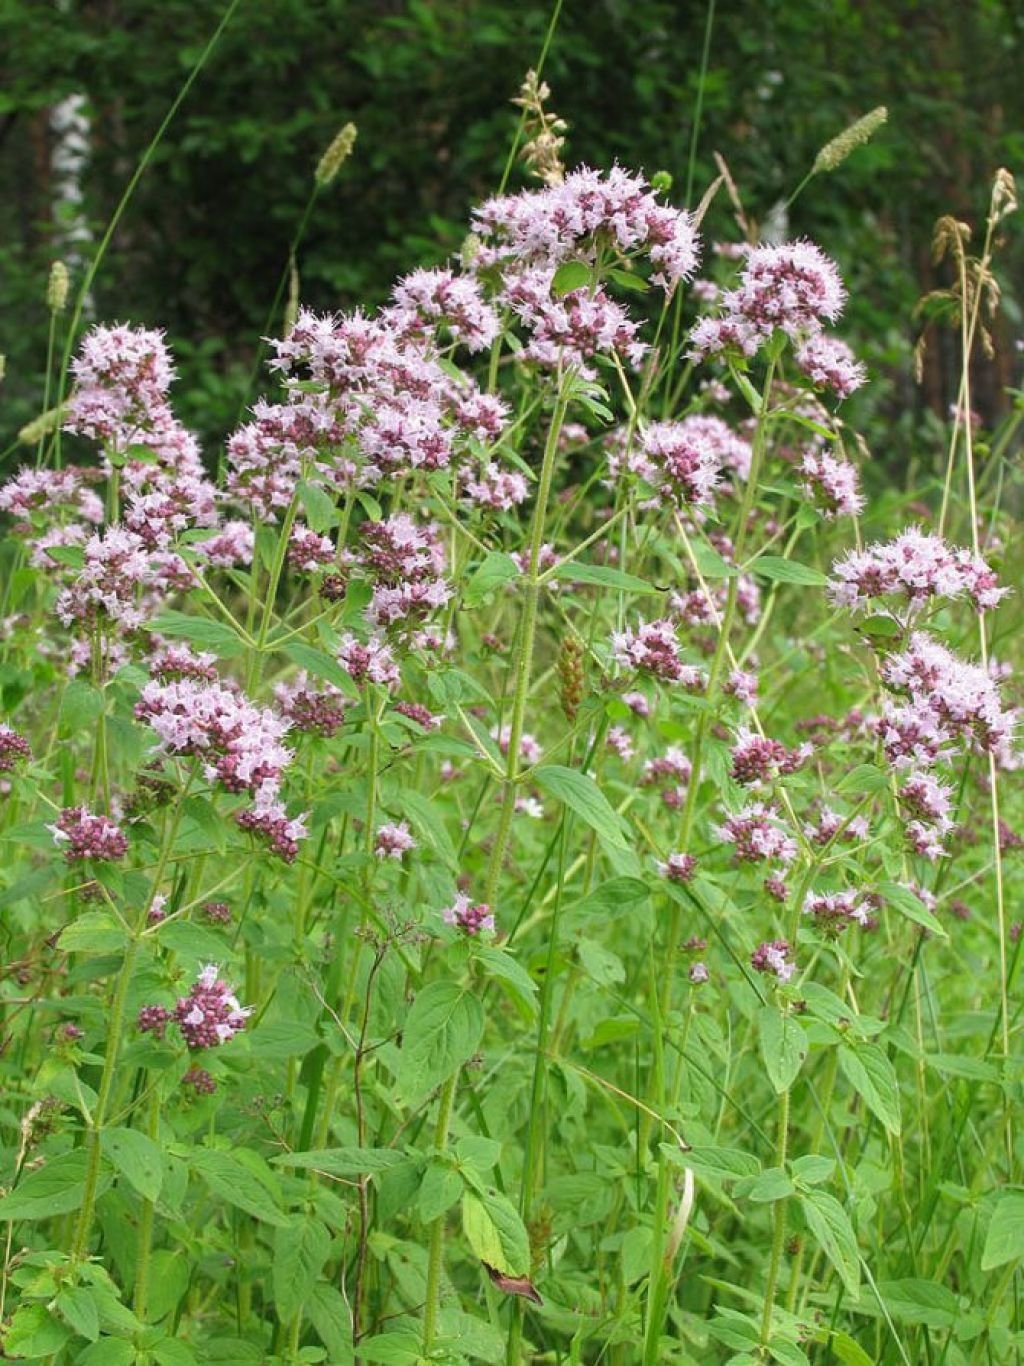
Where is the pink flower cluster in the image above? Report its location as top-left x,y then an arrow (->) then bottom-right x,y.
470,165 -> 700,288
443,893 -> 495,936
54,526 -> 153,631
642,747 -> 692,807
799,450 -> 864,519
657,851 -> 697,883
235,791 -> 309,863
138,963 -> 251,1050
751,939 -> 797,983
461,463 -> 529,511
689,241 -> 863,398
0,726 -> 31,772
135,679 -> 292,794
500,266 -> 645,376
65,324 -> 175,445
49,806 -> 128,862
880,633 -> 1015,759
634,421 -> 724,507
358,514 -> 451,633
375,820 -> 416,861
274,673 -> 347,738
386,268 -> 500,353
716,803 -> 798,865
337,633 -> 401,690
829,529 -> 1008,616
611,619 -> 704,688
803,889 -> 870,935
730,728 -> 810,785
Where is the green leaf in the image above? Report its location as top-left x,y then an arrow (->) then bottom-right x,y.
77,1342 -> 134,1366
60,679 -> 104,732
2,1304 -> 73,1358
297,478 -> 339,533
273,1147 -> 408,1177
149,611 -> 246,660
45,543 -> 86,568
800,1189 -> 860,1300
282,639 -> 358,695
398,788 -> 459,871
745,1167 -> 795,1203
759,1006 -> 808,1094
190,1148 -> 290,1227
816,1330 -> 874,1366
245,1018 -> 320,1061
0,1149 -> 110,1220
273,1216 -> 332,1322
395,981 -> 484,1101
874,1279 -> 957,1328
418,1161 -> 464,1222
54,1286 -> 100,1342
878,881 -> 947,938
564,876 -> 649,925
472,943 -> 537,1016
462,551 -> 519,608
981,1192 -> 1024,1270
577,938 -> 625,985
146,1250 -> 191,1324
838,1043 -> 901,1135
102,1126 -> 163,1201
58,912 -> 128,957
461,1187 -> 530,1276
534,765 -> 629,850
554,561 -> 654,594
607,266 -> 650,293
791,1155 -> 835,1187
551,260 -> 593,295
750,555 -> 827,586
672,1145 -> 761,1182
356,1331 -> 422,1364
306,1282 -> 353,1361
687,538 -> 737,579
836,764 -> 889,795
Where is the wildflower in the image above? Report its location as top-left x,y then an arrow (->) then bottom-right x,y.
793,335 -> 866,397
657,852 -> 697,884
443,893 -> 495,936
606,726 -> 634,761
622,690 -> 651,717
138,1005 -> 171,1039
65,323 -> 175,445
803,889 -> 870,934
729,727 -> 810,785
829,529 -> 1007,615
54,525 -> 152,631
194,520 -> 255,569
689,962 -> 709,984
135,679 -> 293,796
148,894 -> 168,924
462,463 -> 529,511
203,901 -> 232,924
637,421 -> 724,507
150,643 -> 219,683
182,1065 -> 217,1095
393,700 -> 442,731
724,669 -> 759,705
289,524 -> 335,572
751,939 -> 797,983
500,266 -> 645,375
337,633 -> 400,690
803,805 -> 870,846
764,873 -> 789,902
611,618 -> 703,688
236,793 -> 309,863
169,964 -> 252,1050
690,240 -> 847,362
717,803 -> 798,864
469,165 -> 700,289
642,747 -> 692,808
375,820 -> 416,861
387,268 -> 500,353
880,633 -> 1015,757
0,725 -> 31,771
799,450 -> 864,518
275,673 -> 347,738
49,807 -> 128,862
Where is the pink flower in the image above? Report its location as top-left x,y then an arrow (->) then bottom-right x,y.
717,803 -> 797,865
387,268 -> 500,353
729,727 -> 810,785
0,726 -> 31,772
794,335 -> 866,397
49,807 -> 128,862
336,633 -> 400,690
751,939 -> 797,983
375,820 -> 417,861
611,619 -> 704,688
637,421 -> 724,507
235,791 -> 309,862
172,963 -> 251,1050
830,529 -> 1007,615
657,852 -> 697,883
800,450 -> 864,518
443,893 -> 495,936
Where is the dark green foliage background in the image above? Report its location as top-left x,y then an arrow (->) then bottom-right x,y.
2,0 -> 1022,444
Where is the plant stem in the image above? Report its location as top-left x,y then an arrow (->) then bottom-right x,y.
422,1074 -> 458,1353
484,378 -> 570,905
759,1083 -> 791,1348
